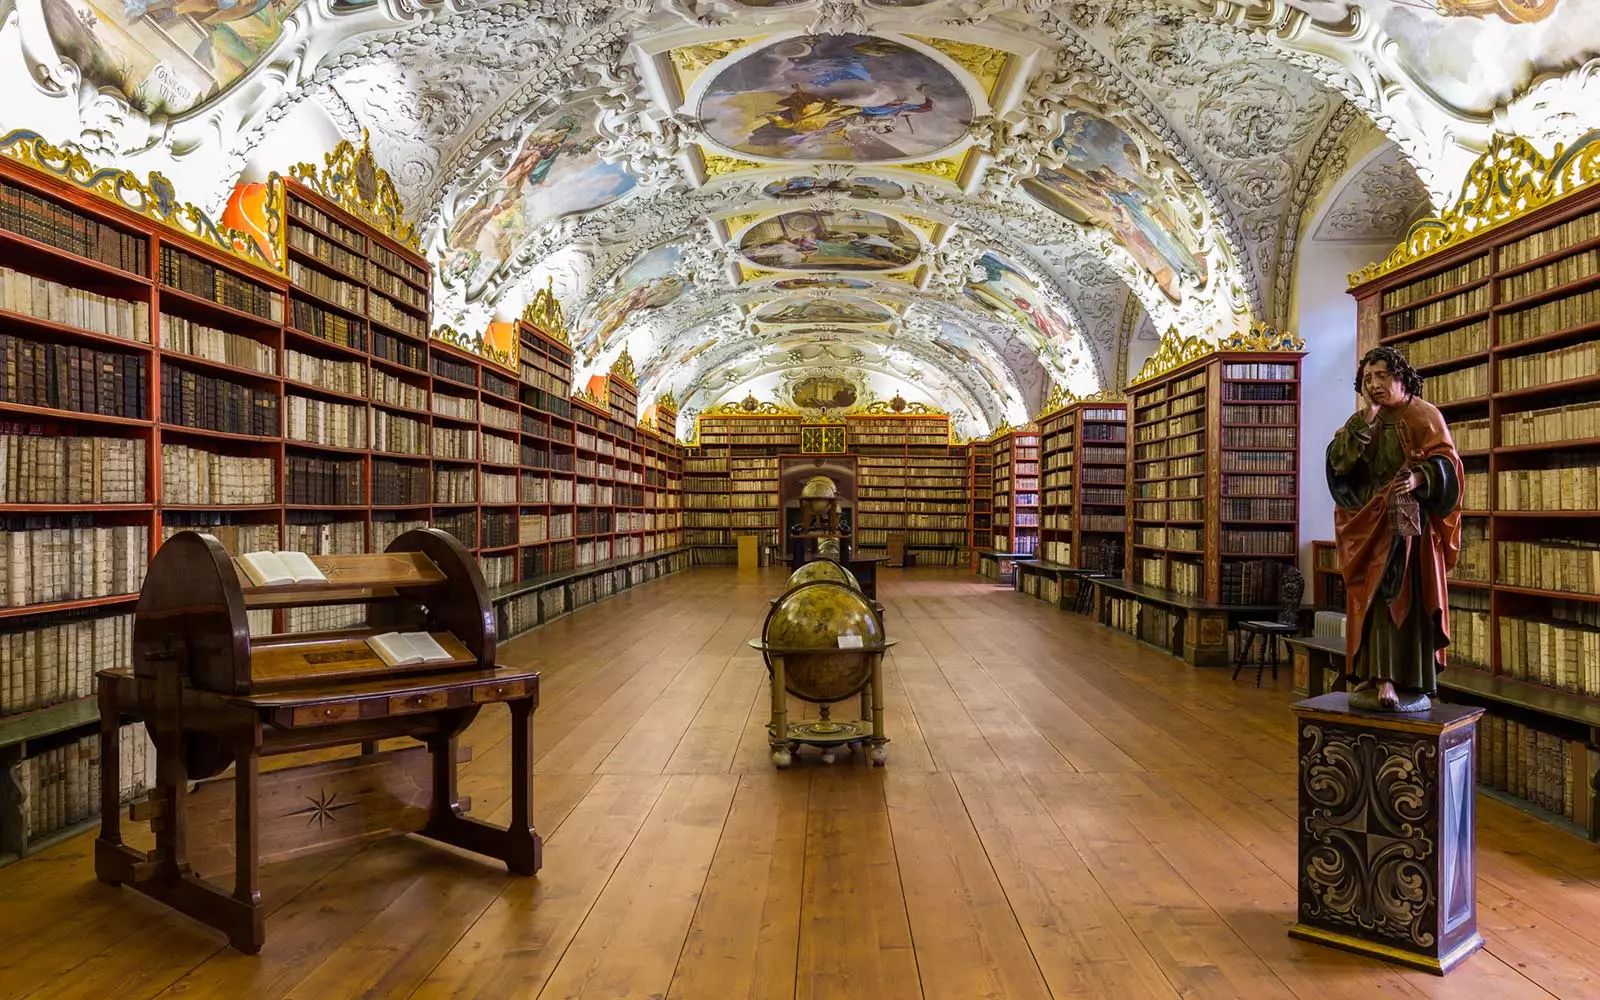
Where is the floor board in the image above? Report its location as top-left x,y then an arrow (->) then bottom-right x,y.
3,567 -> 1596,999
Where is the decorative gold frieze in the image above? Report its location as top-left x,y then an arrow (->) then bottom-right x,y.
897,155 -> 965,182
705,394 -> 795,416
1127,327 -> 1213,386
1219,321 -> 1305,353
856,396 -> 942,416
1037,382 -> 1079,419
1349,128 -> 1600,288
610,347 -> 638,385
290,130 -> 418,249
701,151 -> 769,180
522,278 -> 572,346
0,128 -> 277,273
656,389 -> 679,413
670,37 -> 761,80
1082,388 -> 1128,403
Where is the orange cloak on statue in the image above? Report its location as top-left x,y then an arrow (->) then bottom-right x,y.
1333,397 -> 1464,670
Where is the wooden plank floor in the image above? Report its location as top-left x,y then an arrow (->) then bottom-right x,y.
5,567 -> 1600,1000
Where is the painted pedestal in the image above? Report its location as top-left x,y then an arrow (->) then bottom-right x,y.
1289,693 -> 1484,974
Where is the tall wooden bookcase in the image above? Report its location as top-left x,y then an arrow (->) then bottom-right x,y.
0,138 -> 686,864
989,428 -> 1040,558
1037,397 -> 1128,571
845,413 -> 965,567
1126,349 -> 1302,605
1349,136 -> 1600,838
968,440 -> 994,570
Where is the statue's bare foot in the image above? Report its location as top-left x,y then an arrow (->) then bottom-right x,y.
1377,680 -> 1398,708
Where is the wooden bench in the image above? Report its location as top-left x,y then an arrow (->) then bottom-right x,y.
1095,579 -> 1277,667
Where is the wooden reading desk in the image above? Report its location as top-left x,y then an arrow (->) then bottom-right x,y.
1095,579 -> 1277,666
95,528 -> 541,953
1015,560 -> 1112,614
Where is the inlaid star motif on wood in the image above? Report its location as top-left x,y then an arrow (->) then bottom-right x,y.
288,788 -> 359,829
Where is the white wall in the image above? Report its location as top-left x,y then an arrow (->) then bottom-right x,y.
1293,240 -> 1394,579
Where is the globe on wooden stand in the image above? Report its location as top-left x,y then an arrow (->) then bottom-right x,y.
748,578 -> 894,768
787,559 -> 859,591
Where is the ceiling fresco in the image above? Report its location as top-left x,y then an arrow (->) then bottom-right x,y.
3,0 -> 1598,438
696,34 -> 974,162
736,208 -> 923,271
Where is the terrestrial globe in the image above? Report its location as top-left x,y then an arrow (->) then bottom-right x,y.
787,558 -> 859,591
800,475 -> 838,518
761,580 -> 883,703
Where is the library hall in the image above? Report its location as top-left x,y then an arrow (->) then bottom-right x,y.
6,1 -> 1600,998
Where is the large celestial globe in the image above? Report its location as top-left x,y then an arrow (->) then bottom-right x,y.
787,558 -> 859,591
762,580 -> 883,702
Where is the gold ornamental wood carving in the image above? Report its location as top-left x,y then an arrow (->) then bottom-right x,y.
1349,128 -> 1600,288
522,278 -> 572,346
0,127 -> 277,273
706,394 -> 796,416
1220,321 -> 1305,353
1127,327 -> 1212,385
610,348 -> 638,385
290,130 -> 419,250
656,389 -> 678,413
1037,383 -> 1079,419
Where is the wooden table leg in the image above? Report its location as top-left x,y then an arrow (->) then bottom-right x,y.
769,656 -> 792,768
233,726 -> 262,911
417,706 -> 542,876
505,697 -> 541,875
94,684 -> 125,886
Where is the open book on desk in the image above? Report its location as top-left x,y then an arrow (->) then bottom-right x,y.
366,631 -> 456,667
238,550 -> 327,586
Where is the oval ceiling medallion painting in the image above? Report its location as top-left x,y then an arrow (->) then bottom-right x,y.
698,34 -> 974,161
754,296 -> 896,325
763,176 -> 906,200
1020,112 -> 1207,303
771,276 -> 875,291
739,209 -> 921,271
791,374 -> 860,411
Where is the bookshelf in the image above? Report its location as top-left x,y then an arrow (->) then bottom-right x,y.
1036,396 -> 1128,573
990,428 -> 1040,555
845,413 -> 966,567
1085,331 -> 1303,665
968,440 -> 993,571
1311,540 -> 1344,610
1349,140 -> 1600,836
0,145 -> 685,864
686,411 -> 799,566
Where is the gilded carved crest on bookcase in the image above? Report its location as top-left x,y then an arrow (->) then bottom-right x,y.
706,395 -> 795,416
522,279 -> 572,346
0,128 -> 277,272
1349,128 -> 1600,288
656,389 -> 678,413
1038,383 -> 1079,419
290,130 -> 418,250
1220,321 -> 1305,353
610,348 -> 638,385
1082,388 -> 1127,402
855,398 -> 942,416
1127,327 -> 1213,385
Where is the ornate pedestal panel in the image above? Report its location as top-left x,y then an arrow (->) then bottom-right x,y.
1183,610 -> 1231,667
1289,693 -> 1484,974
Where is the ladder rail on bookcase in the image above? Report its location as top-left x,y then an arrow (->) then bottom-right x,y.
1351,176 -> 1600,838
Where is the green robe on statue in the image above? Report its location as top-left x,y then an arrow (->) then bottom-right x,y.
1326,408 -> 1461,694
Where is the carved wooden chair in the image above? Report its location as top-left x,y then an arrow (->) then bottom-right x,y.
1072,538 -> 1122,615
1232,567 -> 1305,687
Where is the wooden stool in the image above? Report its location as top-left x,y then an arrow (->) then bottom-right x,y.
1232,567 -> 1305,687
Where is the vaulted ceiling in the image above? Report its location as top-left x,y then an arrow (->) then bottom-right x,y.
3,0 -> 1597,436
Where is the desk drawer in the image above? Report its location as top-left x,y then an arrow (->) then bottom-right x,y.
389,690 -> 450,715
472,680 -> 529,703
290,701 -> 361,727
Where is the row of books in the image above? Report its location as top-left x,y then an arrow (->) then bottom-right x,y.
484,470 -> 519,505
289,259 -> 364,313
1478,714 -> 1595,828
373,460 -> 429,506
1500,246 -> 1599,304
1426,363 -> 1489,404
1453,417 -> 1491,451
161,444 -> 274,504
2,336 -> 148,419
17,724 -> 156,844
288,199 -> 368,255
433,467 -> 477,504
162,314 -> 276,375
1082,446 -> 1126,463
1220,529 -> 1295,556
1381,255 -> 1489,311
0,265 -> 150,342
0,523 -> 148,608
1499,398 -> 1600,446
1497,538 -> 1600,595
285,394 -> 368,449
1221,558 -> 1290,604
1396,319 -> 1488,367
1499,613 -> 1600,695
370,295 -> 425,337
1221,497 -> 1296,522
162,363 -> 278,436
1221,426 -> 1297,449
0,611 -> 132,714
1221,362 -> 1297,380
287,221 -> 364,278
1464,469 -> 1490,509
1,178 -> 147,274
1501,285 -> 1600,343
1497,339 -> 1599,391
0,432 -> 144,505
1497,461 -> 1600,510
286,455 -> 363,506
431,391 -> 478,421
1221,473 -> 1295,496
1223,382 -> 1295,402
1223,403 -> 1297,426
1383,283 -> 1489,338
1501,207 -> 1600,269
162,246 -> 281,322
